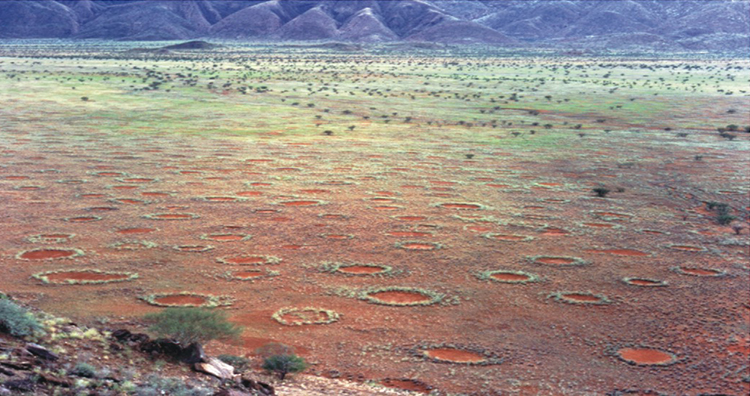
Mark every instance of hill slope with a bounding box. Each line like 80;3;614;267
3;1;749;50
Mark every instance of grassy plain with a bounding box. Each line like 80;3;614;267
1;41;748;395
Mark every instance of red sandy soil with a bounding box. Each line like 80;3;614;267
2;122;748;395
19;249;78;260
491;273;531;282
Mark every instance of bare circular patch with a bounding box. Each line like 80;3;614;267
616;347;677;366
622;277;667;287
17;248;84;261
478;270;540;284
549;291;610;305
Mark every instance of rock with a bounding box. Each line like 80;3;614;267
0;366;14;376
213;389;253;396
112;329;149;345
3;377;35;392
180;342;207;364
195;357;235;380
39;372;71;387
240;374;275;395
111;329;131;341
139;338;181;358
25;343;58;361
0;360;32;371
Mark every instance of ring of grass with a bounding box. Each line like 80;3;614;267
16;248;85;261
320;233;355;240
590;210;634;221
57;179;88;185
670;266;727;277
276;199;326;207
223;269;279;282
548;291;611;305
217;255;282;265
359;286;444;307
622;277;668;287
197;196;248;203
410;343;503;366
199;233;253;242
143;213;199;220
26;233;76;244
318;213;349;220
140;292;233;308
477;270;541;284
527;255;588;267
395;240;443;251
172;245;215;253
64;216;102;223
32;269;138;285
482;233;534;242
110;240;158;250
321;262;394;277
109;198;151;205
433;202;486;210
272;307;340;326
665;244;707;252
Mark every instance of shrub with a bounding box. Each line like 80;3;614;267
262;353;307;381
593;187;610;197
717;213;736;225
0;299;42;337
71;362;97;378
144;307;242;346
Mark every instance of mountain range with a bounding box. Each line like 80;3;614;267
1;0;748;50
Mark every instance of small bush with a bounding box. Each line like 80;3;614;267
144;307;242;346
262;353;307;381
593;187;610;197
0;299;43;337
717;213;736;225
71;362;97;378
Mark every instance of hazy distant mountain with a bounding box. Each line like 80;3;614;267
0;0;747;51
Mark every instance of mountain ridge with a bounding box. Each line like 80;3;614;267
0;0;747;50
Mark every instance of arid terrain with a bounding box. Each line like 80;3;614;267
1;42;748;395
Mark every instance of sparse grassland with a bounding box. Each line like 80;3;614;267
0;41;748;395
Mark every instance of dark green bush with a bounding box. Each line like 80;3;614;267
262;353;307;381
0;299;42;337
144;307;242;346
593;187;610;197
71;362;97;378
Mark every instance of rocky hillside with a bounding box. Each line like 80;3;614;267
0;0;748;50
0;294;413;395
